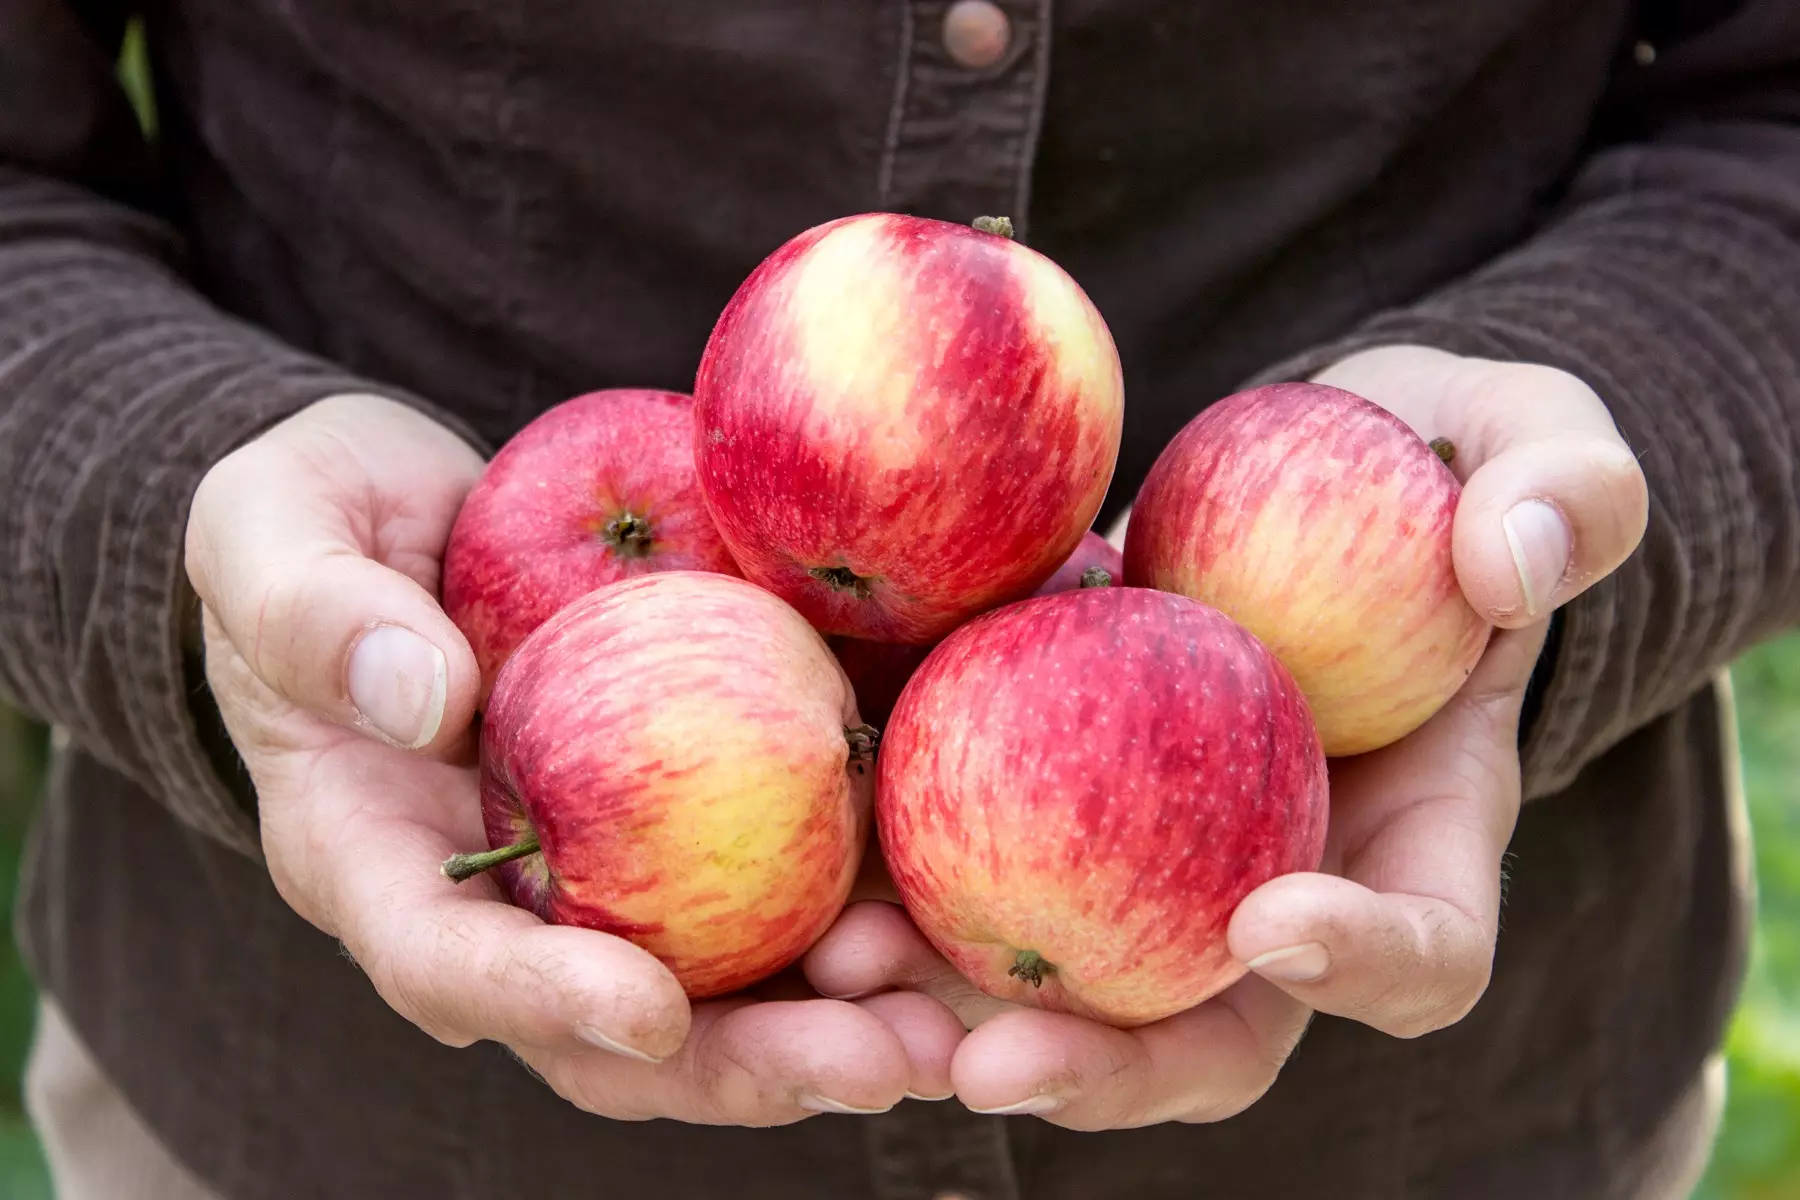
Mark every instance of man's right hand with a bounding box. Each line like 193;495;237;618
184;394;957;1122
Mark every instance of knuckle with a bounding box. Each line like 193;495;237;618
539;1058;652;1122
1176;1064;1279;1125
1377;956;1493;1039
359;918;475;1048
695;1042;770;1126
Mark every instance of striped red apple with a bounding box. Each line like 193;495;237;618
1125;383;1491;756
694;213;1124;644
443;389;740;701
877;583;1329;1027
443;572;873;999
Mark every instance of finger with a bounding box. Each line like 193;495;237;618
291;753;692;1061
803;901;1015;1027
949;976;1308;1129
1226;624;1546;1037
186;396;484;751
855;991;965;1101
1454;432;1647;627
748;956;963;1099
532;998;914;1124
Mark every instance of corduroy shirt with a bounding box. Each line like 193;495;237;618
2;0;1797;1195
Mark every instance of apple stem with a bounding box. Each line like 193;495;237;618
1008;950;1053;988
1079;566;1113;589
971;215;1015;240
602;512;654;558
809;566;873;598
441;832;541;883
1428;437;1457;466
845;724;881;765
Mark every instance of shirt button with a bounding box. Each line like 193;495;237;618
942;0;1011;70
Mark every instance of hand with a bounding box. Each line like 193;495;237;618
811;346;1649;1128
185;394;960;1124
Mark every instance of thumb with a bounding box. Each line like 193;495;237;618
1455;432;1647;628
1443;362;1649;629
185;395;484;751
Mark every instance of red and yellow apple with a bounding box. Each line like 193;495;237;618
829;529;1128;727
877;585;1328;1027
443;571;873;999
1124;383;1491;756
443;388;740;700
694;212;1124;644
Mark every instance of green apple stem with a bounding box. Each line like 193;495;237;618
441;832;541;883
972;215;1015;240
1428;437;1457;465
1079;566;1114;589
1008;950;1053;988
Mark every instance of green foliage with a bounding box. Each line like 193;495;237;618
119;19;157;138
0;708;49;1195
1695;636;1800;1199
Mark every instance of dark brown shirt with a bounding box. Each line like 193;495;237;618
2;0;1797;1196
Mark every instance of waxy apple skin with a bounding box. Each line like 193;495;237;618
1124;383;1491;756
830;530;1129;727
479;572;871;1000
694;212;1125;644
444;389;740;700
878;586;1329;1028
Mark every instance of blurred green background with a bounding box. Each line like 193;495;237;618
0;22;1794;1200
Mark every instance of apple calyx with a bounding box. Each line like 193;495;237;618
601;512;655;558
809;565;873;598
971;215;1015;240
441;831;542;883
844;724;881;764
1008;950;1054;988
1079;566;1114;589
1428;437;1457;465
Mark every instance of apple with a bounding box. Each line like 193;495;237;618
442;571;874;1000
443;388;740;701
694;212;1125;644
1124;382;1491;756
877;583;1328;1027
830;529;1128;726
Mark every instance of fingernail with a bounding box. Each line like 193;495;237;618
968;1094;1063;1116
573;1023;667;1064
347;624;447;749
904;1090;953;1102
1502;500;1573;618
798;1094;893;1115
1245;942;1331;983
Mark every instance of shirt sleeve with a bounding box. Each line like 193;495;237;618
1249;3;1800;799
0;0;480;855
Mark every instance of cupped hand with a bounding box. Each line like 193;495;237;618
184;393;960;1124
808;346;1649;1128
